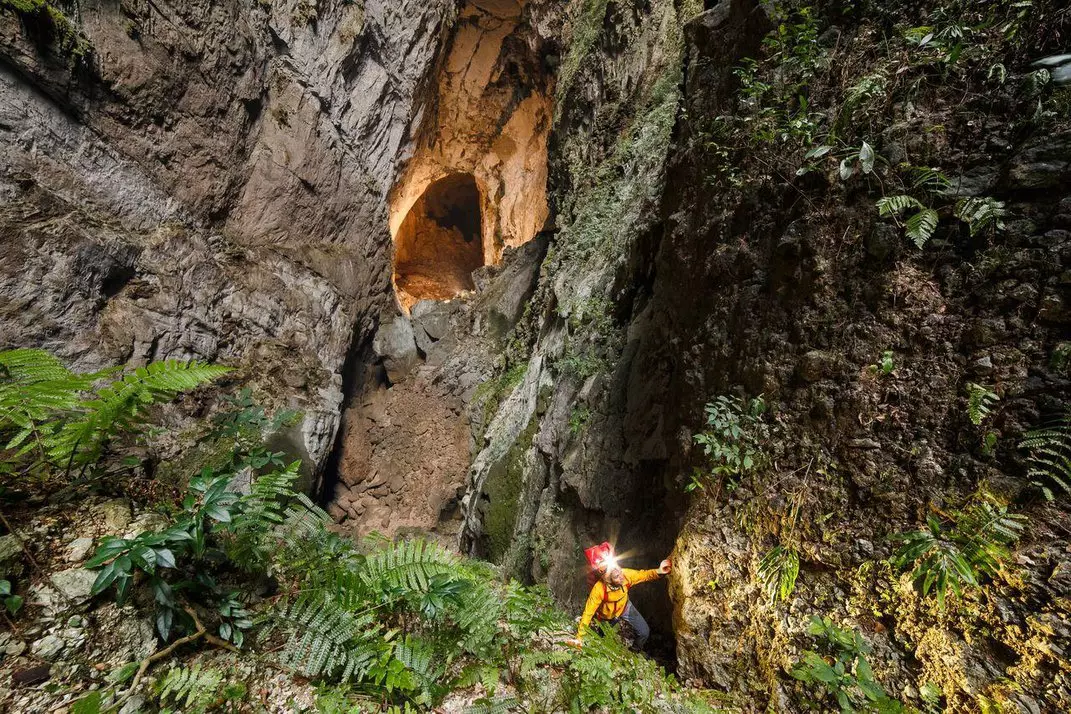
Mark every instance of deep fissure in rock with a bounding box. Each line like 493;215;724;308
393;173;485;303
329;0;554;539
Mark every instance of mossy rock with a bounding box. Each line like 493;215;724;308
482;415;539;568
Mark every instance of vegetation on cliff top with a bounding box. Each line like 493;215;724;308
677;0;1069;710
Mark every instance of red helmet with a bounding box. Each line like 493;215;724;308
584;542;615;572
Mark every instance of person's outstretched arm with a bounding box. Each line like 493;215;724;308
622;567;661;585
574;583;605;641
623;559;672;585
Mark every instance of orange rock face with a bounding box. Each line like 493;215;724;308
389;0;552;311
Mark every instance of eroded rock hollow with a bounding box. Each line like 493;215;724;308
394;173;485;303
328;0;555;539
387;0;551;312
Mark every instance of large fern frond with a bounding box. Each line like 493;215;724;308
452;575;504;655
155;663;224;711
276;594;385;681
227;461;302;569
23;358;232;467
1020;413;1071;499
876;194;922;217
0;348;75;384
466;696;520;714
905;208;939;248
360;539;459;596
955;197;1006;237
956;500;1025;575
966;383;999;426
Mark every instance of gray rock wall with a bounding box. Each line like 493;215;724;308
0;0;455;476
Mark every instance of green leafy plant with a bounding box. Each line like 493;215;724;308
893;498;1025;607
955;197;1007;237
1019;412;1070;500
569;405;591;435
839;141;878;181
0;578;23;616
876;195;939;248
23;384;723;711
758;545;800;603
70;691;103;714
209;387;299;473
155;663;224;712
0;349;230;477
871;351;895;376
966;383;999;426
690;395;769;491
87;462;295;642
561;625;702;713
792;616;904;713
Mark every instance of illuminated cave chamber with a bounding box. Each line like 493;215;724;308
389;0;552;312
394;173;485;302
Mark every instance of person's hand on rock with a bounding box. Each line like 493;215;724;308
658;558;672;575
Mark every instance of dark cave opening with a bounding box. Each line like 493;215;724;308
393;173;486;307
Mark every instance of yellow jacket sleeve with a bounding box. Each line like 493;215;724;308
623;568;662;585
576;583;605;640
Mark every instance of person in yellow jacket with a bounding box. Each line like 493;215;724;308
566;556;672;650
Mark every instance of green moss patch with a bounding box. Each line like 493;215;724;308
482;415;539;566
1;0;91;65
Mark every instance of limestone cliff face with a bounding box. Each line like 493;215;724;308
4;0;1070;711
1;0;456;478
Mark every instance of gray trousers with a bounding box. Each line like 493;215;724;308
606;602;650;649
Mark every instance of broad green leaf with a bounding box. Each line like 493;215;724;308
859;141;876;173
71;691;102;714
155;548;176;569
91;563;118;595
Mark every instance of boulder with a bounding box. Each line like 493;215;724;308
93;499;132;533
65;538;94;563
30;635;65;660
798;350;839;382
372;316;421;383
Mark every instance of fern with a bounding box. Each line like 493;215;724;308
0;349;99;463
893;498;1025;607
226;461;302;569
1019;413;1071;499
451;571;504;656
45;360;232;466
394;634;445;703
361;539;459;597
966;383;999;425
155;663;224;712
876;197;938;248
758;545;800;603
277;593;385;681
908;166;951;193
466;696;520;714
905;208;939;248
876;195;922;217
0;349;230;472
955;197;1006;237
955;501;1025;576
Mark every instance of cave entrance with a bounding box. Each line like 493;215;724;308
393;173;486;310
